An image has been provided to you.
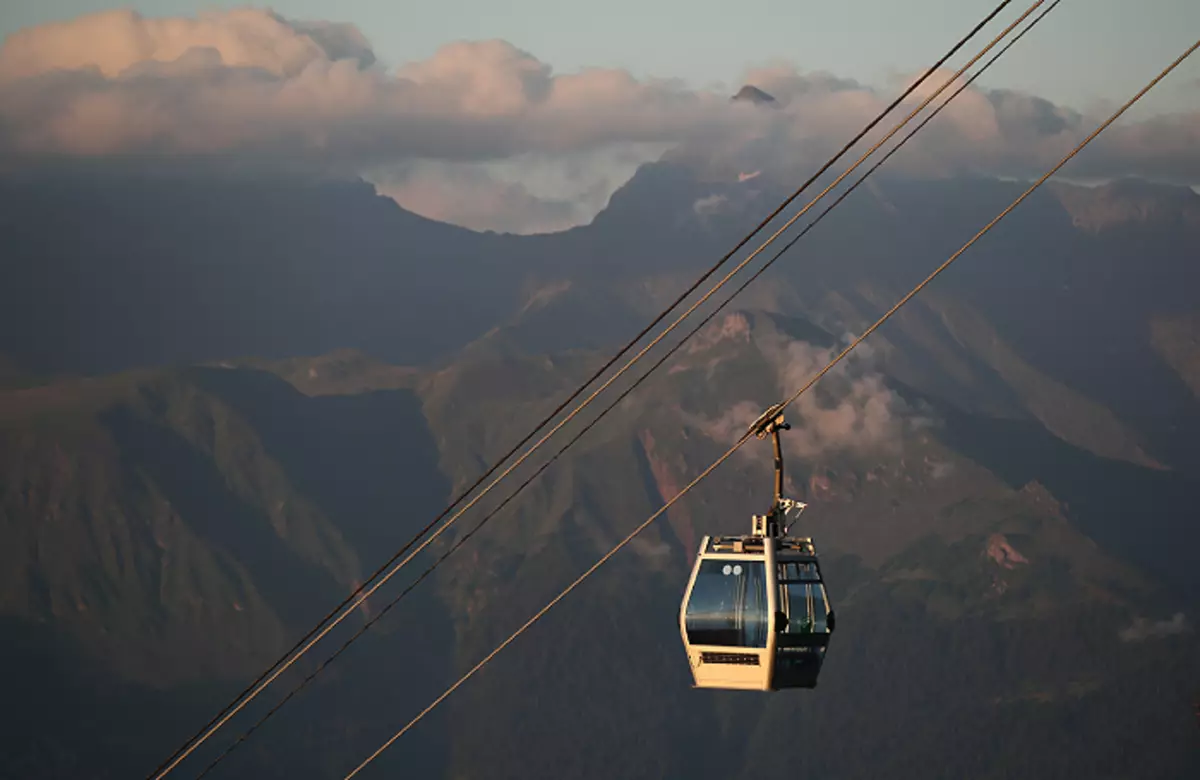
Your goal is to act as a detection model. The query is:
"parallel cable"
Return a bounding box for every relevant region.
[188,6,1057,777]
[341,37,1200,779]
[146,5,1018,777]
[183,5,1044,776]
[736,0,1067,322]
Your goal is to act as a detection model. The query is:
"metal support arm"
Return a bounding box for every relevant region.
[746,404,799,538]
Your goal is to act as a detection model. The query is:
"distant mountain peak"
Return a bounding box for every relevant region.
[731,85,777,105]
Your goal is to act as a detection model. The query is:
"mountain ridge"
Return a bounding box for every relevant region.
[2,161,1199,777]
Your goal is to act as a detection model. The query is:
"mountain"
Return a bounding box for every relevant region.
[0,169,540,376]
[402,310,1198,778]
[731,85,778,105]
[3,323,1197,779]
[1,161,1199,778]
[6,164,1197,469]
[0,363,458,777]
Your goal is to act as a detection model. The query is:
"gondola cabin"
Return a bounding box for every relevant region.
[679,531,834,690]
[677,403,835,691]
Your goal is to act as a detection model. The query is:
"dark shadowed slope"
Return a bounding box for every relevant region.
[0,365,457,778]
[0,170,533,376]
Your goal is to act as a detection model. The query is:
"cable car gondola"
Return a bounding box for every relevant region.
[679,404,835,691]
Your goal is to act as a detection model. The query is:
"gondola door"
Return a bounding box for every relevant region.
[679,537,779,690]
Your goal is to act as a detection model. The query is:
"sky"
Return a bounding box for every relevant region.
[1,0,1197,233]
[4,0,1198,115]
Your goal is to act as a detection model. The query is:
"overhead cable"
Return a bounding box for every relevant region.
[341,35,1200,779]
[181,4,1049,776]
[145,5,1019,777]
[187,5,1061,777]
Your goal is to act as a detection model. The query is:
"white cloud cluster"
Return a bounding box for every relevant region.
[698,332,913,461]
[374,162,591,234]
[370,147,656,233]
[0,8,374,81]
[768,336,910,460]
[1,8,1198,232]
[0,9,745,166]
[1119,612,1190,642]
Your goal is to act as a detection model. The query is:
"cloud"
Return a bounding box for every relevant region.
[370,145,656,233]
[929,460,956,480]
[629,537,672,559]
[692,193,729,217]
[373,161,586,234]
[0,9,747,166]
[1,9,1199,232]
[672,63,1200,187]
[0,8,373,81]
[1119,612,1191,642]
[696,330,914,461]
[768,336,911,460]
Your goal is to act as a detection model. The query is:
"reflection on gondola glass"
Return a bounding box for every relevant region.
[684,560,768,648]
[778,562,830,641]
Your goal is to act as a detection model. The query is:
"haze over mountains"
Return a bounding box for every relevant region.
[2,5,1200,779]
